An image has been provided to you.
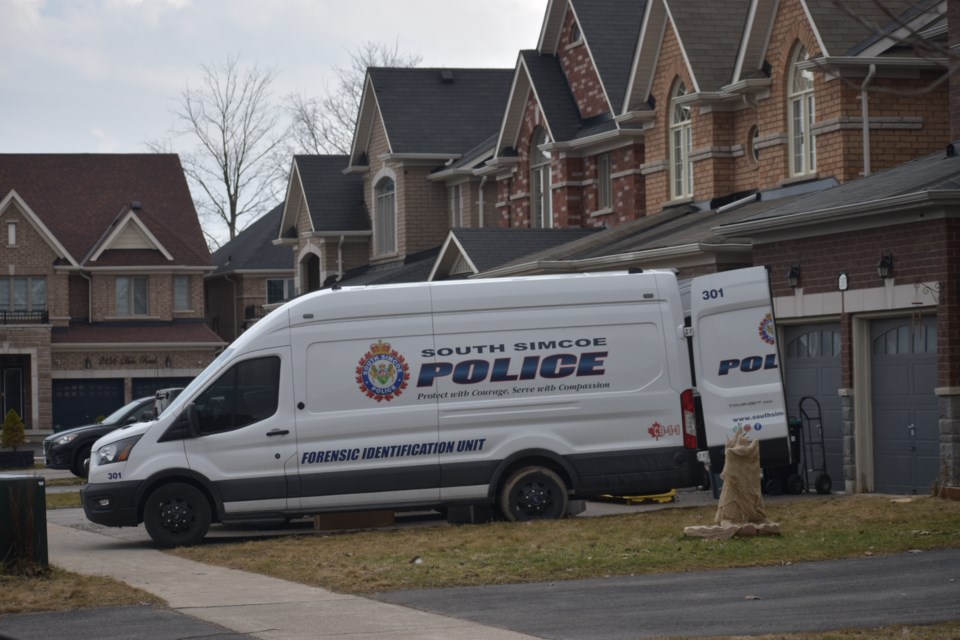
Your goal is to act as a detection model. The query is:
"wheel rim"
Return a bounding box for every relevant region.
[515,479,553,516]
[158,498,196,534]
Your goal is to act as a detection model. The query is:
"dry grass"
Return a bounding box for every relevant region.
[173,495,960,595]
[685,623,960,640]
[44,490,82,509]
[0,567,161,615]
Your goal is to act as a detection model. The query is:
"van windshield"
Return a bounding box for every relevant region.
[161,347,235,418]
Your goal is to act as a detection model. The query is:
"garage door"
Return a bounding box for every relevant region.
[871,316,939,494]
[783,323,843,489]
[52,379,124,431]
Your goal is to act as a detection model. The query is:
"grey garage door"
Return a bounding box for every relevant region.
[871,316,939,494]
[783,323,843,489]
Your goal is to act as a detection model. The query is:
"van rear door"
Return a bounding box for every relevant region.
[689,267,790,468]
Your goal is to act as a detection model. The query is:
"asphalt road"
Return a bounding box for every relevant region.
[374,548,960,639]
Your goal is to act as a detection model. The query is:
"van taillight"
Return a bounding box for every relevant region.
[681,389,697,449]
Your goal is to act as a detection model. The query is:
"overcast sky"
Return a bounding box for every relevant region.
[1,0,546,155]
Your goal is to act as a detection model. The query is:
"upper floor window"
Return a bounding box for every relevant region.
[116,276,148,316]
[789,44,816,177]
[0,277,45,311]
[597,154,612,210]
[7,222,16,246]
[530,126,553,228]
[449,184,464,227]
[266,278,295,305]
[569,21,582,45]
[374,178,396,256]
[173,275,190,311]
[670,81,693,200]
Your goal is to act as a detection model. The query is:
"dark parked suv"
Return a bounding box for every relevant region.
[43,396,156,477]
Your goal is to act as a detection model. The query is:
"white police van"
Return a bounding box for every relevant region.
[82,267,789,547]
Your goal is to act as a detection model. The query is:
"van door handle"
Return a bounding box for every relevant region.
[266,429,290,437]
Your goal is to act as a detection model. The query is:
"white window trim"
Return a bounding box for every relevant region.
[669,81,693,200]
[788,45,817,178]
[597,154,612,211]
[7,222,16,247]
[374,177,397,256]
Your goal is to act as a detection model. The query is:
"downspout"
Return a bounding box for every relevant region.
[225,275,238,337]
[80,271,92,323]
[338,236,345,281]
[861,64,876,177]
[478,176,488,227]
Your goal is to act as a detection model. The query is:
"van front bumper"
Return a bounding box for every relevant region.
[81,481,142,527]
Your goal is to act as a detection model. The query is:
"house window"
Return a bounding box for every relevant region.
[116,276,148,316]
[789,44,816,177]
[374,178,396,255]
[7,222,15,246]
[747,125,760,164]
[173,276,190,311]
[569,22,582,44]
[597,154,612,210]
[449,184,464,227]
[670,81,693,200]
[0,277,45,311]
[266,278,295,304]
[530,126,553,228]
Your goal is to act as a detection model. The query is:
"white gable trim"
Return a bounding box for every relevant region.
[0,189,79,266]
[495,60,536,157]
[89,210,174,262]
[857,1,947,58]
[537,0,568,54]
[280,161,313,237]
[661,0,701,93]
[567,3,615,116]
[349,74,393,170]
[798,0,829,56]
[623,0,667,113]
[428,232,479,281]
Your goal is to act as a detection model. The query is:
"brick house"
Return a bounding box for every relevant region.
[0,154,223,436]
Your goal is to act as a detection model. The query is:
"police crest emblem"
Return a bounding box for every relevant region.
[758,312,776,345]
[356,340,409,401]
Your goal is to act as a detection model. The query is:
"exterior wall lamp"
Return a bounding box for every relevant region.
[787,264,801,288]
[877,254,893,279]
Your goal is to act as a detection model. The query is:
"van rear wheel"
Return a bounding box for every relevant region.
[143,482,211,548]
[499,466,568,522]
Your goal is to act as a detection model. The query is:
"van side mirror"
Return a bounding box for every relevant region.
[185,403,201,437]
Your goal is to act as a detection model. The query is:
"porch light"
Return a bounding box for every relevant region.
[787,264,801,288]
[876,254,893,279]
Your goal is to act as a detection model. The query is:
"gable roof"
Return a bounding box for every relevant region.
[431,227,602,279]
[292,155,368,233]
[570,0,648,113]
[803,0,935,57]
[211,203,292,275]
[363,68,514,156]
[0,154,210,268]
[521,52,584,143]
[666,0,752,92]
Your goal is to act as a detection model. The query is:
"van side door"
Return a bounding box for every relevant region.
[289,285,440,511]
[690,267,791,468]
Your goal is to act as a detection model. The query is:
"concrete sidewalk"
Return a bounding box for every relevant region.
[40,521,538,640]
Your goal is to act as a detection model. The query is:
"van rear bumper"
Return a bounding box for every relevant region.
[81,480,142,527]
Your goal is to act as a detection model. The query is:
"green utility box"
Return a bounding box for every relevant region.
[0,475,48,569]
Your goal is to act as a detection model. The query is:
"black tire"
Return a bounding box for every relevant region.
[786,473,805,495]
[499,466,568,522]
[143,482,211,548]
[71,444,92,478]
[815,473,832,495]
[764,478,783,496]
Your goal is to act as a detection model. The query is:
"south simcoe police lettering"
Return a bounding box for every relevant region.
[300,438,487,465]
[417,337,609,387]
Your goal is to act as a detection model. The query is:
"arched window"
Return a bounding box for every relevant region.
[374,177,396,255]
[670,81,693,200]
[789,44,816,177]
[530,126,553,228]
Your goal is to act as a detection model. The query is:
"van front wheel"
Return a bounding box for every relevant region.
[143,482,211,548]
[499,466,568,522]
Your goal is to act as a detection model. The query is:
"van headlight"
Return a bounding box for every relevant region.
[96,435,142,466]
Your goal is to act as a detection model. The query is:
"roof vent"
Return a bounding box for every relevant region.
[440,70,455,84]
[947,143,956,158]
[131,200,142,210]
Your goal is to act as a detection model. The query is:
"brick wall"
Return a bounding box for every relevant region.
[557,7,609,119]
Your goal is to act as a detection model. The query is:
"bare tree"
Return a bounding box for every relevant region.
[150,55,288,247]
[287,40,421,156]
